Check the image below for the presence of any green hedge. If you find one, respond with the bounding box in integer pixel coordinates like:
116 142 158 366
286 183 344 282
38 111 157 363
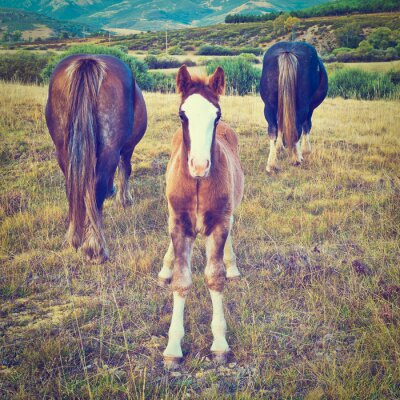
328 68 400 99
144 55 195 69
206 57 261 95
0 51 53 83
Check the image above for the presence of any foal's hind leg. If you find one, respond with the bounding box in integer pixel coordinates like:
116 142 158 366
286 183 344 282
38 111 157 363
117 149 134 208
205 224 230 363
224 216 240 280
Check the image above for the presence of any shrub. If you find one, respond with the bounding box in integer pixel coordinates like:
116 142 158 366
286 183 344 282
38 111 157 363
238 53 260 64
328 68 399 99
168 46 185 55
41 44 153 90
149 72 176 93
144 55 195 69
206 57 261 95
197 45 262 57
197 45 235 56
0 51 53 83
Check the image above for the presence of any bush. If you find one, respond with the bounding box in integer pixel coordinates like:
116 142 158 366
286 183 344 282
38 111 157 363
197 45 262 57
206 57 261 95
328 68 399 99
168 46 185 55
149 72 176 93
144 55 195 69
41 44 153 90
238 53 260 64
197 45 235 56
0 51 53 83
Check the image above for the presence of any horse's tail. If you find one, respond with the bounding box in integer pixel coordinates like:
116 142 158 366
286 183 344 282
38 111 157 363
65 58 106 249
277 52 298 153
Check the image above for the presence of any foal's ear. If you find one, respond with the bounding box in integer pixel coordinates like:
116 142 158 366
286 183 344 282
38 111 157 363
176 65 192 95
209 66 225 96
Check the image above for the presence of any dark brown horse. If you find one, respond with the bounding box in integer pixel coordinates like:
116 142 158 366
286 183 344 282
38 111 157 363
260 42 328 172
46 54 147 263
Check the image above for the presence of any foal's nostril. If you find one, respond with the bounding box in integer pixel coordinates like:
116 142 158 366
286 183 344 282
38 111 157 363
190 158 194 167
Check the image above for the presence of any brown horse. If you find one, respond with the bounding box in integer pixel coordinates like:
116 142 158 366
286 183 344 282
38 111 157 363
158 65 244 368
46 54 147 263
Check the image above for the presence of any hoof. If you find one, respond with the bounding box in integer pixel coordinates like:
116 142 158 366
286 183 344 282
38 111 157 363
212 351 229 364
293 161 302 167
266 164 280 173
158 276 171 288
226 267 241 280
85 250 109 264
164 355 183 370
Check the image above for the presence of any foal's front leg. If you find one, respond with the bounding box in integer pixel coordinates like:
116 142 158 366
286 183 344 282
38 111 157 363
205 225 230 363
163 220 194 369
158 240 174 287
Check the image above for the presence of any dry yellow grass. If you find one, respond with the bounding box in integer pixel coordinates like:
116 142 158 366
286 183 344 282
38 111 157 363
0 81 399 399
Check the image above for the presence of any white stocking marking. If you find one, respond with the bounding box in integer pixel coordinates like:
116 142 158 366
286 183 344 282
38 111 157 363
209 290 229 353
158 241 174 281
164 292 186 359
266 139 278 172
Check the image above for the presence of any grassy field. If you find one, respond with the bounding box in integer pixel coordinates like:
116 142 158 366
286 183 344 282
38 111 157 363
0 81 399 399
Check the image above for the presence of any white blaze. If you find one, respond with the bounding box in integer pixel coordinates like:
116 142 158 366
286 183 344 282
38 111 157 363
181 93 218 165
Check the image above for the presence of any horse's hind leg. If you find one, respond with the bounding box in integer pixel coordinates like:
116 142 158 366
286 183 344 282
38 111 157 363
301 117 312 155
264 106 280 173
224 216 240 280
117 148 134 208
158 240 174 287
82 152 119 263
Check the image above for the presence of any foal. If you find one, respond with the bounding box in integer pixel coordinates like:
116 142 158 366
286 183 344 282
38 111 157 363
158 65 244 368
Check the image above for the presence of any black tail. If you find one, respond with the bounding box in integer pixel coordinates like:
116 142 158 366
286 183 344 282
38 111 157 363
65 58 106 248
278 52 298 152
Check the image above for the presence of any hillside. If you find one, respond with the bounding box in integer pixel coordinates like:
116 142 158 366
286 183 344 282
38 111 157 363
0 8 101 40
110 12 400 56
1 0 330 31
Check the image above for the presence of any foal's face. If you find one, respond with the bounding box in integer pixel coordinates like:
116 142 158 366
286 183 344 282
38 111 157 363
180 94 220 178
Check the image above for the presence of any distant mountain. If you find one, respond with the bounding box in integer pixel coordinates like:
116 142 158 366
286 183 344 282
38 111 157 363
1 0 331 31
0 8 100 39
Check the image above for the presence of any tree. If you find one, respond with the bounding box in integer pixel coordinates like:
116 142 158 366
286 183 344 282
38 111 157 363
368 27 396 50
335 23 363 48
273 13 289 36
12 30 22 42
2 31 9 42
284 16 300 32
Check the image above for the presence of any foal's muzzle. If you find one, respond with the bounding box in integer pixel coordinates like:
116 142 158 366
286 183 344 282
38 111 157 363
189 157 210 178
